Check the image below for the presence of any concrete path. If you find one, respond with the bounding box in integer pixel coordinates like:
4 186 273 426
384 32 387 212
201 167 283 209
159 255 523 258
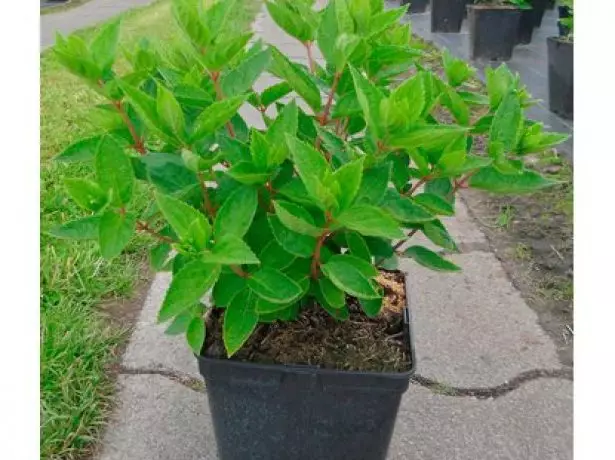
40 0 154 50
89 2 572 459
404 4 573 161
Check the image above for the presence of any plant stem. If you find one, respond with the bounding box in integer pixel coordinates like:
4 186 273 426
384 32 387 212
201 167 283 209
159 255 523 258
113 100 146 154
136 221 175 244
230 265 249 278
405 174 433 197
310 215 332 279
304 41 316 74
211 71 236 138
197 171 216 217
315 72 342 151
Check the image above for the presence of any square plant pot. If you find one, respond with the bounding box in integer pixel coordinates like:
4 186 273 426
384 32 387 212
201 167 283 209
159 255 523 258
468 5 522 61
402 0 430 14
196 275 416 460
517 7 535 45
431 0 466 33
547 36 573 119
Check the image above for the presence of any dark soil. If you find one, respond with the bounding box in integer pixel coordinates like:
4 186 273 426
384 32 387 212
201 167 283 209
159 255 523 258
203 271 412 373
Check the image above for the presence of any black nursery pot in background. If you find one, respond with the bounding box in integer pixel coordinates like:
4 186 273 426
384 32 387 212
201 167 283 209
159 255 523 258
531 0 548 27
547 0 556 9
468 5 521 61
517 8 535 45
197 302 417 460
547 36 573 120
402 0 430 14
431 0 466 33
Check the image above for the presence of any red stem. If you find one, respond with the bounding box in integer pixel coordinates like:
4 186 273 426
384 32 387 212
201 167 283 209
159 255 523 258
304 41 316 74
314 72 342 152
211 72 236 138
136 221 175 244
197 171 216 217
113 100 146 154
230 265 249 278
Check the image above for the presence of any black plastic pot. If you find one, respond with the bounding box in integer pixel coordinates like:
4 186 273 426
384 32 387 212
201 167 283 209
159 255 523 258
197 302 416 460
402 0 429 14
547 36 573 119
547 0 556 9
463 0 474 18
431 0 466 33
531 0 548 27
467 5 521 61
558 5 572 36
517 8 535 44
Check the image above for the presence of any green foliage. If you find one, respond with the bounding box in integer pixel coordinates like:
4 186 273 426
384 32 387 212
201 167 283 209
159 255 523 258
52 0 566 358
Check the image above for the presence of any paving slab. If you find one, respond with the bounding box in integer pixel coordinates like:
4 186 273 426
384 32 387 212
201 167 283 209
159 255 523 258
98 374 571 460
399 251 560 387
40 0 155 50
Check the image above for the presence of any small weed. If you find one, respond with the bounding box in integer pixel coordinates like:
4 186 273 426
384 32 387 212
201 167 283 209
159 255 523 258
495 205 515 229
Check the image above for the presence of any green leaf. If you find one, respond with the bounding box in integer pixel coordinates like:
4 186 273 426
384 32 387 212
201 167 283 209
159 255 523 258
413 193 454 216
389 125 468 152
248 267 303 304
442 49 475 87
249 129 271 170
214 185 258 238
266 101 298 166
318 277 346 308
321 254 380 299
156 84 185 140
95 136 134 205
165 311 193 336
90 18 121 72
159 260 221 322
404 245 460 272
226 162 271 185
389 74 425 127
423 220 458 251
55 135 109 163
64 178 108 212
346 231 371 262
332 157 364 210
207 236 260 265
223 289 258 356
191 95 246 141
353 163 390 206
254 297 293 314
349 66 385 139
486 65 514 110
382 192 435 223
489 90 521 155
150 243 172 271
273 200 322 236
270 47 322 112
261 82 292 107
268 213 317 258
186 317 205 354
155 192 211 247
259 240 296 270
213 272 247 307
316 0 339 67
222 47 271 97
360 296 383 317
337 204 404 239
469 167 557 194
266 0 316 42
48 215 100 240
98 210 136 260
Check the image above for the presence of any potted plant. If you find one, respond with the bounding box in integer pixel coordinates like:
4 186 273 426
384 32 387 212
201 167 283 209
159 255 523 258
557 0 572 36
467 1 523 61
516 1 535 44
432 0 466 32
50 0 568 458
531 0 548 27
548 1 573 119
402 0 430 14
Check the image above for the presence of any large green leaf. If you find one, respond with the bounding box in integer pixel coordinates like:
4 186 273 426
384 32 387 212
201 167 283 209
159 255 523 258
273 200 322 236
321 254 380 299
140 152 198 194
55 134 110 163
259 240 296 270
413 193 454 216
221 47 271 97
95 136 134 205
207 235 260 265
48 215 101 240
155 192 211 247
270 47 322 112
489 90 521 155
223 289 258 356
422 220 458 252
156 84 185 140
388 125 468 152
159 260 221 322
191 95 246 141
318 277 346 308
64 178 108 212
247 267 303 304
354 163 390 205
260 81 293 107
349 66 385 139
213 272 247 307
213 186 258 238
332 157 364 211
382 192 435 223
226 162 271 185
90 18 121 72
266 0 316 42
360 296 383 317
469 167 557 194
404 245 460 272
186 317 206 354
337 204 404 239
346 231 371 261
98 210 136 260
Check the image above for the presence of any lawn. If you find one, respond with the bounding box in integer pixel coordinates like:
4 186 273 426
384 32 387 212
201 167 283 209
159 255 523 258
40 1 178 458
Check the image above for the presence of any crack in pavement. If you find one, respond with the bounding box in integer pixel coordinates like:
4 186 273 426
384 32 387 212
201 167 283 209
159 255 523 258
119 366 206 393
120 365 572 399
411 368 573 399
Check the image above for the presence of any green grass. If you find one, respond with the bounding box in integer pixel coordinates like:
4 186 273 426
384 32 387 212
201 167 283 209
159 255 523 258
41 2 178 458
